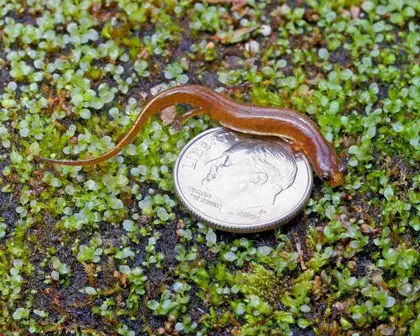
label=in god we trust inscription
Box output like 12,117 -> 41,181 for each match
174,127 -> 313,233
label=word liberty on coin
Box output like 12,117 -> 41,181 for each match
174,128 -> 313,233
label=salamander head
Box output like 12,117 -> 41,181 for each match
322,162 -> 346,187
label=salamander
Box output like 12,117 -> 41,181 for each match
36,85 -> 345,186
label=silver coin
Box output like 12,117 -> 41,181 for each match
173,127 -> 313,233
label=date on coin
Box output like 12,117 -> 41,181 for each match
174,127 -> 313,233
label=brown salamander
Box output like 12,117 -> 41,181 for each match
36,85 -> 345,186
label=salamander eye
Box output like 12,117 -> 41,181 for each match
321,172 -> 332,180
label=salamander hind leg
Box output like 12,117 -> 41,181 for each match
172,108 -> 205,131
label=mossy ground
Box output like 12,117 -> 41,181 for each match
0,0 -> 418,335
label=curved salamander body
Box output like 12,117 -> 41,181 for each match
36,85 -> 345,186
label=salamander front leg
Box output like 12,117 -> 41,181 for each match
172,107 -> 205,131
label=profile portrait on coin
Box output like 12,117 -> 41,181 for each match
201,140 -> 298,212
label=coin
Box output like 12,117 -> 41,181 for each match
173,127 -> 313,233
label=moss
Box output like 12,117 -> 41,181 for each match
0,0 -> 418,334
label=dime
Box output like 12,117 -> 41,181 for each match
174,127 -> 313,233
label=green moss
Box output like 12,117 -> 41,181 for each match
0,0 -> 418,334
